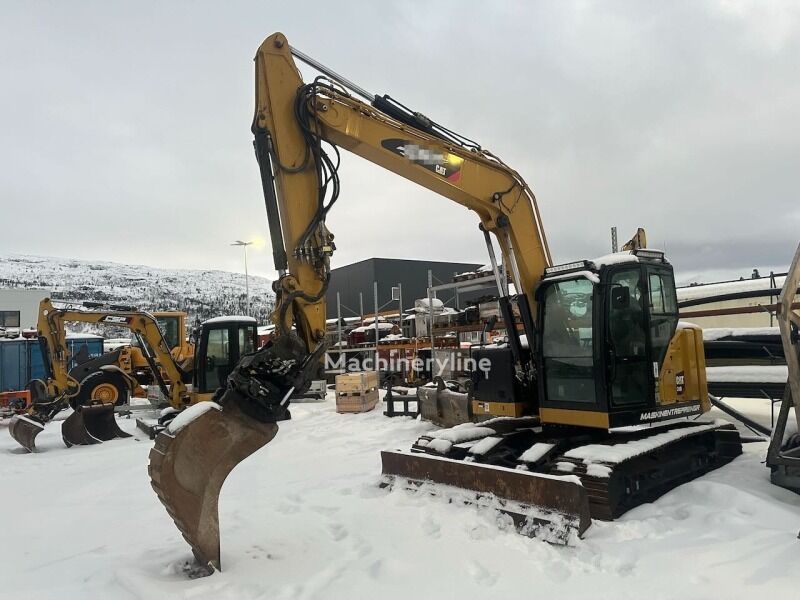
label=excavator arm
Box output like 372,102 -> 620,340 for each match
9,299 -> 190,451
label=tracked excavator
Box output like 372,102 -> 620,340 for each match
9,299 -> 257,452
146,33 -> 742,574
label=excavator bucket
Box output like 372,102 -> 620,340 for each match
62,404 -> 132,448
8,415 -> 45,453
148,400 -> 279,575
381,450 -> 592,541
417,378 -> 473,428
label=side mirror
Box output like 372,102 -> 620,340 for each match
611,286 -> 630,309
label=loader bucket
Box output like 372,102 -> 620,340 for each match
148,400 -> 279,575
8,415 -> 45,453
381,449 -> 592,540
61,404 -> 132,448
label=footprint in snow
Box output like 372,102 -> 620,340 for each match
420,515 -> 441,538
468,560 -> 498,587
328,523 -> 348,541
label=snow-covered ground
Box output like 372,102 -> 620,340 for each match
2,394 -> 799,600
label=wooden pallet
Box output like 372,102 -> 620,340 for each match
336,388 -> 379,413
335,371 -> 379,393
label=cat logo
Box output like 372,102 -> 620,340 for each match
675,371 -> 685,395
381,138 -> 463,182
100,315 -> 131,325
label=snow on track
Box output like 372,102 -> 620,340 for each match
1,393 -> 798,599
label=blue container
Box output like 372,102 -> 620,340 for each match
0,336 -> 104,391
0,339 -> 30,392
29,336 -> 104,382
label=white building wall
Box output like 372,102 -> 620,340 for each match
0,288 -> 51,330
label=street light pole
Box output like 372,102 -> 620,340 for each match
231,240 -> 253,316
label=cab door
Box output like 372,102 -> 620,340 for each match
606,266 -> 651,410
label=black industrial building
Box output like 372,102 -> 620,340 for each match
326,258 -> 484,320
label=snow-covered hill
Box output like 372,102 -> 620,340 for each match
0,254 -> 274,324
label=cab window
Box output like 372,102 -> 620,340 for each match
647,270 -> 678,367
203,327 -> 230,391
239,326 -> 256,356
156,316 -> 180,350
542,278 -> 596,404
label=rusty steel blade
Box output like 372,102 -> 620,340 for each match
380,449 -> 592,538
148,400 -> 279,573
417,385 -> 472,428
62,408 -> 103,447
76,404 -> 132,443
9,415 -> 45,453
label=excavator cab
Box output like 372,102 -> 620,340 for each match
194,317 -> 258,395
536,248 -> 708,429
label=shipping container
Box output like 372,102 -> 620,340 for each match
0,336 -> 103,391
0,339 -> 29,392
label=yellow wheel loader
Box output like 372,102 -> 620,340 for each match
8,299 -> 260,453
145,33 -> 742,574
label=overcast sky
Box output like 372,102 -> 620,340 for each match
1,1 -> 798,284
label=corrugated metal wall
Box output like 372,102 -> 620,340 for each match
0,338 -> 104,392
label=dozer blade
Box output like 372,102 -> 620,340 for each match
148,400 -> 279,575
61,404 -> 132,448
8,415 -> 45,453
381,449 -> 592,540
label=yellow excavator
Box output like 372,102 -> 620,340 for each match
145,33 -> 742,574
9,299 -> 258,452
69,307 -> 194,405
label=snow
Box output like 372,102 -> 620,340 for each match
468,436 -> 503,456
1,394 -> 799,599
702,327 -> 780,341
677,276 -> 785,302
351,322 -> 395,333
65,333 -> 103,340
166,402 -> 221,433
564,423 -> 719,464
590,251 -> 641,267
706,365 -> 788,383
519,442 -> 555,463
381,333 -> 409,341
585,463 -> 612,478
543,270 -> 601,284
432,424 -> 495,443
203,315 -> 258,325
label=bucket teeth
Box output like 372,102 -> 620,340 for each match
8,415 -> 45,453
148,400 -> 278,574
